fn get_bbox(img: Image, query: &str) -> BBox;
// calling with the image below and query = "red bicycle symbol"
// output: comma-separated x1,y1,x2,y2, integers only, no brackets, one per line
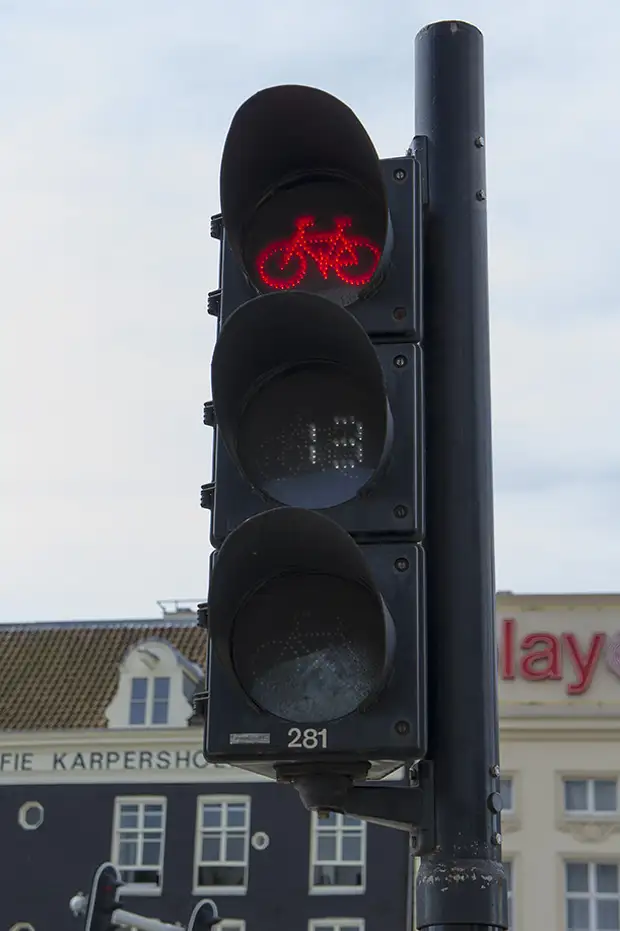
256,215,381,291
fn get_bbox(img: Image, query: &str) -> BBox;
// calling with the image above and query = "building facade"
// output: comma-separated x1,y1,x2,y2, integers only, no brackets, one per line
489,592,620,931
0,606,409,931
4,593,620,931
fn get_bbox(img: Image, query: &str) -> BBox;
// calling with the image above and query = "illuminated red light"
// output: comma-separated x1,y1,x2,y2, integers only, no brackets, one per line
256,216,381,291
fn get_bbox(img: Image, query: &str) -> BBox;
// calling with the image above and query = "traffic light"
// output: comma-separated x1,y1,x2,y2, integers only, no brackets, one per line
83,862,121,931
202,84,426,784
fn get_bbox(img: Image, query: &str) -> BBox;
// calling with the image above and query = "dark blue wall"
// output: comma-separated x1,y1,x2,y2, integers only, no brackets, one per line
2,780,410,931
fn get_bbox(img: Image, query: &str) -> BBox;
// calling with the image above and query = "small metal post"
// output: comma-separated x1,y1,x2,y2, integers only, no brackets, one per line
414,20,508,931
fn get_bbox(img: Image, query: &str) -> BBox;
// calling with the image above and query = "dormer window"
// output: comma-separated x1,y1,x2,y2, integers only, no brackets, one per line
106,637,202,730
130,676,171,726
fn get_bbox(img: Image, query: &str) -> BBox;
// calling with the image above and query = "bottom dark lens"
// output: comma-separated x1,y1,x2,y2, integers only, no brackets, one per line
231,572,386,724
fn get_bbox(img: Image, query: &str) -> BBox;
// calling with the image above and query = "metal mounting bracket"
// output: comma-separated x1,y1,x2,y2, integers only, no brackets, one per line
278,760,435,855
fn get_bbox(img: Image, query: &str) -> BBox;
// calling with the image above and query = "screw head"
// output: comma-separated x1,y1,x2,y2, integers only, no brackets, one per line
393,505,408,519
394,720,410,735
476,189,486,201
491,832,502,846
490,763,500,778
393,168,407,181
393,306,406,321
394,557,410,572
475,135,485,148
393,354,407,368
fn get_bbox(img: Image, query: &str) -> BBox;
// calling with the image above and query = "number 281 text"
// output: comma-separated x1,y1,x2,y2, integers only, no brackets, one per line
287,727,328,749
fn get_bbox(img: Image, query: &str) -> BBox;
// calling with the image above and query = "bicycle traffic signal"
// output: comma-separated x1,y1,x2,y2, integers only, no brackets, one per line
201,85,426,784
83,862,121,931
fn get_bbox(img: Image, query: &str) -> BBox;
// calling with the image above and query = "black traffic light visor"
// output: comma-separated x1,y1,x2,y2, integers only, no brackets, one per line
220,85,390,302
188,899,221,931
208,507,396,724
84,862,122,931
211,291,393,509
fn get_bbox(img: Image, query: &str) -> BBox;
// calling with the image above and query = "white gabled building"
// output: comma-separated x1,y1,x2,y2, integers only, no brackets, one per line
0,603,408,931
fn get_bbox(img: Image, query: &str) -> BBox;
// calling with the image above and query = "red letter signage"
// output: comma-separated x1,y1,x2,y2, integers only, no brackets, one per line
498,619,609,695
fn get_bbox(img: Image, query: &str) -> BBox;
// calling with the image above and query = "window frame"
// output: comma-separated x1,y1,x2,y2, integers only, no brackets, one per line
499,776,515,815
309,811,367,895
504,858,514,931
129,676,148,726
309,920,365,931
564,859,620,931
111,795,167,896
128,675,171,727
18,800,44,831
193,794,251,896
564,777,618,816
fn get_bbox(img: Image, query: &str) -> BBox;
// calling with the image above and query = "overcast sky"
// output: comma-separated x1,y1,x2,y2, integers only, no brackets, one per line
1,1,619,622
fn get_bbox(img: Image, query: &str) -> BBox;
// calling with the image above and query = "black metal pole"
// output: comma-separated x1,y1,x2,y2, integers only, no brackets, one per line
414,21,508,931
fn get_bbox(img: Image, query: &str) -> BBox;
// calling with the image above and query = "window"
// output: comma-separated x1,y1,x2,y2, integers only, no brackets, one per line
504,860,513,929
130,677,148,724
129,676,170,726
500,777,514,814
309,921,364,931
112,797,166,894
566,862,620,931
310,812,366,892
152,676,170,723
565,779,618,815
18,801,44,831
194,796,250,894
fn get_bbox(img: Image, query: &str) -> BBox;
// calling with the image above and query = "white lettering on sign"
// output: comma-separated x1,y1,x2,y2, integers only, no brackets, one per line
0,748,222,775
287,727,328,749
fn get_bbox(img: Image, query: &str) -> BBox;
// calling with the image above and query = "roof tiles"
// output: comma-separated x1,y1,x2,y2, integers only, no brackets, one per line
0,619,206,730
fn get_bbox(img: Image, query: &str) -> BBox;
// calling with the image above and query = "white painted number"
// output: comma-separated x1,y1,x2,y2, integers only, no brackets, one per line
287,727,328,749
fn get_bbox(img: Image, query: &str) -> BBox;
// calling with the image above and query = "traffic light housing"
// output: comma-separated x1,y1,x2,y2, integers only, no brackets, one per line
83,862,121,931
202,85,426,783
